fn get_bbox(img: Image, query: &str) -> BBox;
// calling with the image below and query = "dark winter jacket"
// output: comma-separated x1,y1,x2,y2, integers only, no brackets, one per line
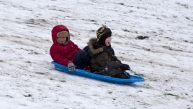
87,38,125,77
50,25,80,66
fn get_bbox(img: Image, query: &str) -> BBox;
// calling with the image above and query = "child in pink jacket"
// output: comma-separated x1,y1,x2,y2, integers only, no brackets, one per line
50,25,90,71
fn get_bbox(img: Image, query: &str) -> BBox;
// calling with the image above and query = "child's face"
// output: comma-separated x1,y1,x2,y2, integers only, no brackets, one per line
105,37,112,46
57,37,67,44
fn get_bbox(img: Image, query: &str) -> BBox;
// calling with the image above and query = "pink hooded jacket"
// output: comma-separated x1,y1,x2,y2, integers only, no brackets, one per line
50,25,80,66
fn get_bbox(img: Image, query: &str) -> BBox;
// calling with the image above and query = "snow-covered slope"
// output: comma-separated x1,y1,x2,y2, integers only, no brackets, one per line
0,0,193,109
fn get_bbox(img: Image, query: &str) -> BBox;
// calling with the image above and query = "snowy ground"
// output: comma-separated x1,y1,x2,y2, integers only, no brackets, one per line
0,0,193,109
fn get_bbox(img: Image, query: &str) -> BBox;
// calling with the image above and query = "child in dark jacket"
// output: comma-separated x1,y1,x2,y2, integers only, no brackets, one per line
87,25,130,78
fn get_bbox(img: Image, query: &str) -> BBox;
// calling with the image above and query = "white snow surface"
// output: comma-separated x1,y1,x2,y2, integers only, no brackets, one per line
0,0,193,109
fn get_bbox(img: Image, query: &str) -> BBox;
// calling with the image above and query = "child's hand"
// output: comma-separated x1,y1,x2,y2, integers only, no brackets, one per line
68,62,76,71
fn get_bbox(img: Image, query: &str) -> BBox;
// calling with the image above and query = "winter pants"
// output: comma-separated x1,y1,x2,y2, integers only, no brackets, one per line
73,50,91,69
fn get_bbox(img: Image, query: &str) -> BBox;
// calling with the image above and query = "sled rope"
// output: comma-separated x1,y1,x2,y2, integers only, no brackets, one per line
124,71,130,77
129,69,138,75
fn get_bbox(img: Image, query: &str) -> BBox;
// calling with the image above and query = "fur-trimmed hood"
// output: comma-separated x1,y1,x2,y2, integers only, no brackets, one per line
88,38,103,57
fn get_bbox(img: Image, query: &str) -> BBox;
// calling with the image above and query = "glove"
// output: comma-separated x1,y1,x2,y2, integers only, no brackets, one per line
120,64,130,70
68,62,76,71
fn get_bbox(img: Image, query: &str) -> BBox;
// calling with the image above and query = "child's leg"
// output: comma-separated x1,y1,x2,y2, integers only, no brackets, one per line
73,50,91,69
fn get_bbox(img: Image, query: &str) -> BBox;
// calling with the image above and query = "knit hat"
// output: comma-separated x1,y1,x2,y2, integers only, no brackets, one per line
96,25,112,45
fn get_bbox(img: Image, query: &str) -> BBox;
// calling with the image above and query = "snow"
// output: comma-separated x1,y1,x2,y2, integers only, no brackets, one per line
0,0,193,109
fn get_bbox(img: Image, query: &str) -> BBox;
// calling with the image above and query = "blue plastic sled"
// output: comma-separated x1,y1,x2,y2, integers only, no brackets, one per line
51,61,145,84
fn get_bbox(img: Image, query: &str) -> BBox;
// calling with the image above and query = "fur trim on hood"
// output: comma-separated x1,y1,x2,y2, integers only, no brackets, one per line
88,38,103,57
